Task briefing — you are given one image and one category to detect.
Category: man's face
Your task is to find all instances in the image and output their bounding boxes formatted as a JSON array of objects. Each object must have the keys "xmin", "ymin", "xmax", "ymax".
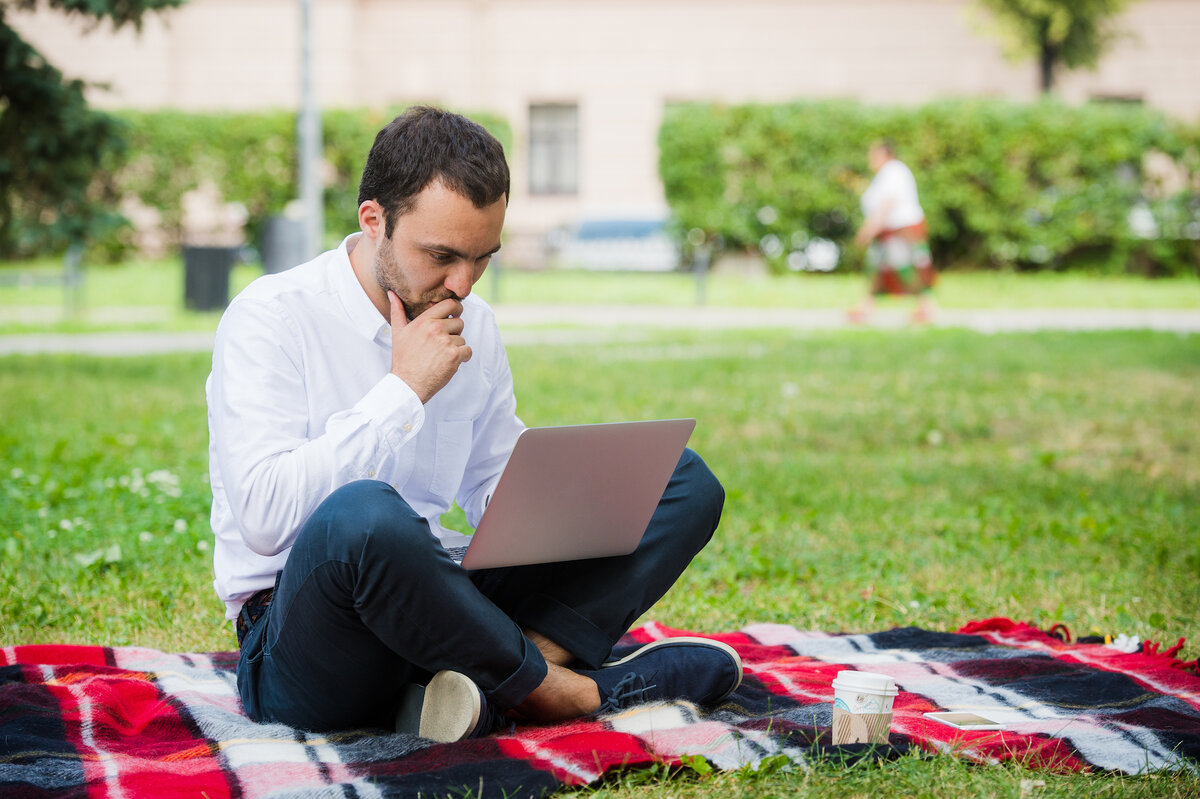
[{"xmin": 374, "ymin": 179, "xmax": 506, "ymax": 321}]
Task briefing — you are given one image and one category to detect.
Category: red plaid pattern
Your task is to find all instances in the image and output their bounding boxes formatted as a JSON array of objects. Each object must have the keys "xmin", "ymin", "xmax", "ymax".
[{"xmin": 2, "ymin": 619, "xmax": 1198, "ymax": 798}]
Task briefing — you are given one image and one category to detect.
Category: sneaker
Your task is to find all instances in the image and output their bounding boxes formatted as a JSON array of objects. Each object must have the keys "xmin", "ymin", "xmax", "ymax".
[
  {"xmin": 583, "ymin": 636, "xmax": 743, "ymax": 714},
  {"xmin": 395, "ymin": 670, "xmax": 503, "ymax": 742}
]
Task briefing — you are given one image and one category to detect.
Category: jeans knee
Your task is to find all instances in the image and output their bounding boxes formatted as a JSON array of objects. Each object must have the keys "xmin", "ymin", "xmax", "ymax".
[
  {"xmin": 302, "ymin": 480, "xmax": 434, "ymax": 566},
  {"xmin": 678, "ymin": 448, "xmax": 725, "ymax": 527}
]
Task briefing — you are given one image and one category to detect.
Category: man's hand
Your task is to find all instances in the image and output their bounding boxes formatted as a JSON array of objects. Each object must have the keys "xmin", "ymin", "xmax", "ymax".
[{"xmin": 389, "ymin": 292, "xmax": 473, "ymax": 404}]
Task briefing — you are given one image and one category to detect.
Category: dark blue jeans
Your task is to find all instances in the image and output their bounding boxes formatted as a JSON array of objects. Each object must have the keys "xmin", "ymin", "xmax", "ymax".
[{"xmin": 236, "ymin": 448, "xmax": 724, "ymax": 731}]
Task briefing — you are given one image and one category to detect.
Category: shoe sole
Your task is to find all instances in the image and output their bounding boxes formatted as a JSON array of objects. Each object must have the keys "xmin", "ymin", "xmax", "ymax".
[
  {"xmin": 417, "ymin": 670, "xmax": 483, "ymax": 743},
  {"xmin": 601, "ymin": 636, "xmax": 744, "ymax": 701}
]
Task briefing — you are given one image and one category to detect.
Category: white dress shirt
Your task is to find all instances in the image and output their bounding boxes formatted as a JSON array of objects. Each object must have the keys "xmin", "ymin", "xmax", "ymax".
[{"xmin": 207, "ymin": 234, "xmax": 525, "ymax": 619}]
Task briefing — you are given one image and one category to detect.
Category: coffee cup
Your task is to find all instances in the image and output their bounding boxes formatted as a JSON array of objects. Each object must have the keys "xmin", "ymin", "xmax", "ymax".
[{"xmin": 831, "ymin": 670, "xmax": 898, "ymax": 745}]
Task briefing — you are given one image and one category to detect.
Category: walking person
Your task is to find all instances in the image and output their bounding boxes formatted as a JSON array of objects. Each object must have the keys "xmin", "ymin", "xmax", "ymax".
[{"xmin": 849, "ymin": 140, "xmax": 937, "ymax": 324}]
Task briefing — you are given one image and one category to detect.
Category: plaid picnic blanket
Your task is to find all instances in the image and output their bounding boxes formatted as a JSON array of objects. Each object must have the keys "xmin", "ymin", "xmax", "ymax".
[{"xmin": 2, "ymin": 618, "xmax": 1198, "ymax": 798}]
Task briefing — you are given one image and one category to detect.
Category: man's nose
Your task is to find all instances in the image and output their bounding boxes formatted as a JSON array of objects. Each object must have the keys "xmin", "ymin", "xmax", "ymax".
[{"xmin": 444, "ymin": 261, "xmax": 476, "ymax": 299}]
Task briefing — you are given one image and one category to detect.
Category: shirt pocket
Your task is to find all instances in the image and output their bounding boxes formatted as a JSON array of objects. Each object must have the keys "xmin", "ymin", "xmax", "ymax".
[{"xmin": 429, "ymin": 420, "xmax": 473, "ymax": 498}]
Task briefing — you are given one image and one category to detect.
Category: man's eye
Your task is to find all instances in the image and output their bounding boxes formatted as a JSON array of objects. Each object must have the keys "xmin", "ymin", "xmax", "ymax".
[{"xmin": 429, "ymin": 252, "xmax": 453, "ymax": 264}]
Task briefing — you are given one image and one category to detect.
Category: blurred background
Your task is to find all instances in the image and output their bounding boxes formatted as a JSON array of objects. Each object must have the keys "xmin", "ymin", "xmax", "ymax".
[
  {"xmin": 3, "ymin": 4, "xmax": 1200, "ymax": 729},
  {"xmin": 2, "ymin": 0, "xmax": 1198, "ymax": 313}
]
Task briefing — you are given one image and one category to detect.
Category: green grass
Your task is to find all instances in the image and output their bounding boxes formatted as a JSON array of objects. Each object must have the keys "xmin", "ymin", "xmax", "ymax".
[
  {"xmin": 0, "ymin": 258, "xmax": 262, "ymax": 333},
  {"xmin": 1, "ymin": 327, "xmax": 1198, "ymax": 796},
  {"xmin": 566, "ymin": 752, "xmax": 1200, "ymax": 798},
  {"xmin": 2, "ymin": 257, "xmax": 1198, "ymax": 335},
  {"xmin": 478, "ymin": 267, "xmax": 1200, "ymax": 311}
]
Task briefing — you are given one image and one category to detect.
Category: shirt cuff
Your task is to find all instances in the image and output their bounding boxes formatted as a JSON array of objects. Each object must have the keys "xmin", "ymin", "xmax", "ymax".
[{"xmin": 357, "ymin": 373, "xmax": 425, "ymax": 449}]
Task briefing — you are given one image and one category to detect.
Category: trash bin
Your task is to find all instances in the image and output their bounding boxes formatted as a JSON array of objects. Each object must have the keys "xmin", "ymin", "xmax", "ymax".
[
  {"xmin": 260, "ymin": 215, "xmax": 308, "ymax": 274},
  {"xmin": 183, "ymin": 245, "xmax": 239, "ymax": 311}
]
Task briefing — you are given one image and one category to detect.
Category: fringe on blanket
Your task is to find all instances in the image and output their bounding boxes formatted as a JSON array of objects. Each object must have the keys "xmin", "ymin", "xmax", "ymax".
[{"xmin": 959, "ymin": 617, "xmax": 1200, "ymax": 674}]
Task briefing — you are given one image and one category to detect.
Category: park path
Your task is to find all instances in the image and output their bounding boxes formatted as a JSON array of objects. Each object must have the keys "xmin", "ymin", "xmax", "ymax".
[{"xmin": 1, "ymin": 306, "xmax": 1198, "ymax": 356}]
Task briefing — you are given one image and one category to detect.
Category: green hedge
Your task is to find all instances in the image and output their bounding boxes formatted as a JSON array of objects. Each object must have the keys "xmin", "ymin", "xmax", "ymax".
[
  {"xmin": 658, "ymin": 99, "xmax": 1200, "ymax": 275},
  {"xmin": 93, "ymin": 107, "xmax": 512, "ymax": 260}
]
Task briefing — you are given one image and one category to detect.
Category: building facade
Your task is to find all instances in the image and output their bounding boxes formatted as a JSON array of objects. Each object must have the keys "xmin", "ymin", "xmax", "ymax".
[{"xmin": 11, "ymin": 0, "xmax": 1200, "ymax": 256}]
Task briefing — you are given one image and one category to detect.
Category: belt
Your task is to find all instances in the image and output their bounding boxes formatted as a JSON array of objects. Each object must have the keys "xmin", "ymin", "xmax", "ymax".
[{"xmin": 235, "ymin": 587, "xmax": 274, "ymax": 648}]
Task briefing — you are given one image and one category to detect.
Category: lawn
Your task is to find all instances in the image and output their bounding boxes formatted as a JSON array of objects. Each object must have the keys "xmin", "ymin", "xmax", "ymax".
[
  {"xmin": 1, "ymin": 325, "xmax": 1198, "ymax": 796},
  {"xmin": 2, "ymin": 256, "xmax": 1199, "ymax": 335}
]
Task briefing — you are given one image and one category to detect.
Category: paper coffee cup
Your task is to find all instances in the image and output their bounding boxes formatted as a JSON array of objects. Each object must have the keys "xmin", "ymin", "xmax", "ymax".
[{"xmin": 831, "ymin": 670, "xmax": 898, "ymax": 745}]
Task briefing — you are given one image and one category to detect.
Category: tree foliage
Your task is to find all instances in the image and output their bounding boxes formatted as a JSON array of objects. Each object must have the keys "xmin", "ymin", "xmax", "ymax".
[
  {"xmin": 0, "ymin": 0, "xmax": 183, "ymax": 258},
  {"xmin": 974, "ymin": 0, "xmax": 1138, "ymax": 93}
]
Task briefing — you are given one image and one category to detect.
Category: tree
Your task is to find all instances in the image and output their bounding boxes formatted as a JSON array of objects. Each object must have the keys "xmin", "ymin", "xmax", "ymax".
[
  {"xmin": 0, "ymin": 0, "xmax": 183, "ymax": 258},
  {"xmin": 974, "ymin": 0, "xmax": 1138, "ymax": 94}
]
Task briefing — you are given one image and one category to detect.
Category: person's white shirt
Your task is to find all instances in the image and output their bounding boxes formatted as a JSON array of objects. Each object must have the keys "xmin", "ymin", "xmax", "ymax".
[
  {"xmin": 206, "ymin": 233, "xmax": 524, "ymax": 620},
  {"xmin": 861, "ymin": 159, "xmax": 925, "ymax": 232}
]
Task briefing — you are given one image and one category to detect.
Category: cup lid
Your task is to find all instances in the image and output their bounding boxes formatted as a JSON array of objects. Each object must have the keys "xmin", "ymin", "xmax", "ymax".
[{"xmin": 832, "ymin": 670, "xmax": 898, "ymax": 695}]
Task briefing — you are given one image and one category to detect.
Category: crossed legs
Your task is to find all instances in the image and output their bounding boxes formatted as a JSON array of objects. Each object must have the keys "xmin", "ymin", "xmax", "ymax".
[{"xmin": 236, "ymin": 448, "xmax": 724, "ymax": 732}]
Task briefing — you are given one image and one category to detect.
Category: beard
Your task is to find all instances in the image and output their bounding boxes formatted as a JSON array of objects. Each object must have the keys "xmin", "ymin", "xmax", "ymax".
[{"xmin": 374, "ymin": 236, "xmax": 455, "ymax": 322}]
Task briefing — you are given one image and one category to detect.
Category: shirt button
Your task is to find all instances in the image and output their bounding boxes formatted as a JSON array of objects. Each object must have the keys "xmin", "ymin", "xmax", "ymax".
[
  {"xmin": 403, "ymin": 423, "xmax": 413, "ymax": 433},
  {"xmin": 368, "ymin": 469, "xmax": 376, "ymax": 478}
]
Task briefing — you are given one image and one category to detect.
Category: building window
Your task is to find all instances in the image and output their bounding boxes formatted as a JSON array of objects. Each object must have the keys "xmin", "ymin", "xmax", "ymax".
[{"xmin": 529, "ymin": 103, "xmax": 579, "ymax": 196}]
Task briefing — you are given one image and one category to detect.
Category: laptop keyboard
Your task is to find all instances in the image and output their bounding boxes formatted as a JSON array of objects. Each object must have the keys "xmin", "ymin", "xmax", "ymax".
[{"xmin": 445, "ymin": 545, "xmax": 469, "ymax": 564}]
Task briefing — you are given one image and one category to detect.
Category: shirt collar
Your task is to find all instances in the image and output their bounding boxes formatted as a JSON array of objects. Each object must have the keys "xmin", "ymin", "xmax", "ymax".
[{"xmin": 334, "ymin": 233, "xmax": 392, "ymax": 344}]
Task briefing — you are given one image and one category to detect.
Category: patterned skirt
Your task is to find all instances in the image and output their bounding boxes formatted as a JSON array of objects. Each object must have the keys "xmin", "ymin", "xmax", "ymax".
[{"xmin": 867, "ymin": 220, "xmax": 936, "ymax": 296}]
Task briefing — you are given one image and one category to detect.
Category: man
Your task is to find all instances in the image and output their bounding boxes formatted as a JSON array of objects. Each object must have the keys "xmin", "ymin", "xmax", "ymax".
[{"xmin": 207, "ymin": 106, "xmax": 741, "ymax": 741}]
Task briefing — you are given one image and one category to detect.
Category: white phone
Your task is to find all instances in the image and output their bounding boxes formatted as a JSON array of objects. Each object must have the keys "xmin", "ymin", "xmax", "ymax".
[{"xmin": 923, "ymin": 711, "xmax": 1005, "ymax": 730}]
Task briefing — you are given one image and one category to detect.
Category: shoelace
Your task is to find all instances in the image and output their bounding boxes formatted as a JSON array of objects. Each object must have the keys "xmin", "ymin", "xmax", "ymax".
[
  {"xmin": 474, "ymin": 695, "xmax": 514, "ymax": 737},
  {"xmin": 597, "ymin": 672, "xmax": 657, "ymax": 714}
]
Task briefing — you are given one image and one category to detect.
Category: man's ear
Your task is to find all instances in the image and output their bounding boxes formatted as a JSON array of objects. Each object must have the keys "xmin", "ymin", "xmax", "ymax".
[{"xmin": 358, "ymin": 200, "xmax": 385, "ymax": 240}]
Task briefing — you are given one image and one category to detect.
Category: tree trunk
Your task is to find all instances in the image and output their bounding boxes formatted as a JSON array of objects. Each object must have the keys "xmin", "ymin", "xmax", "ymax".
[{"xmin": 1039, "ymin": 40, "xmax": 1058, "ymax": 94}]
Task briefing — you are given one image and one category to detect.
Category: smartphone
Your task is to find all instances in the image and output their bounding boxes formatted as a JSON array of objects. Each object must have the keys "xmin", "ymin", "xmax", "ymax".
[{"xmin": 923, "ymin": 711, "xmax": 1005, "ymax": 730}]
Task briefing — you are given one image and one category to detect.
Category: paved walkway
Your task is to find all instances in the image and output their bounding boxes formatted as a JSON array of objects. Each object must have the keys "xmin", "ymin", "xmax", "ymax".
[{"xmin": 1, "ymin": 306, "xmax": 1197, "ymax": 356}]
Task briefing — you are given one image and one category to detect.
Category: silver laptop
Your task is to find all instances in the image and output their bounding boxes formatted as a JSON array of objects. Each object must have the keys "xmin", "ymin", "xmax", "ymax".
[{"xmin": 458, "ymin": 418, "xmax": 696, "ymax": 570}]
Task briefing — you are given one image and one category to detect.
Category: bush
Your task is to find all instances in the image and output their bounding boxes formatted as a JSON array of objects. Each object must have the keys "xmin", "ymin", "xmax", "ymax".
[
  {"xmin": 90, "ymin": 107, "xmax": 512, "ymax": 261},
  {"xmin": 658, "ymin": 99, "xmax": 1200, "ymax": 275}
]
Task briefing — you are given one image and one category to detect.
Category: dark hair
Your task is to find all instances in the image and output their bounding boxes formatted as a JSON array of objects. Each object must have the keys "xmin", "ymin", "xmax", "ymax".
[{"xmin": 357, "ymin": 106, "xmax": 510, "ymax": 237}]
